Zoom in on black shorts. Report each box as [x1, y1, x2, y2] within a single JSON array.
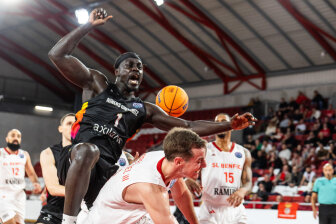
[[57, 144, 119, 208], [35, 211, 62, 224]]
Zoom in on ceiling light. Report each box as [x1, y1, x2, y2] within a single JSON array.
[[154, 0, 164, 6], [35, 105, 53, 112], [75, 8, 89, 24], [1, 0, 22, 5]]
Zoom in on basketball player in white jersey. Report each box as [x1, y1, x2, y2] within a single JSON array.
[[187, 113, 252, 224], [78, 127, 206, 224], [0, 129, 42, 224]]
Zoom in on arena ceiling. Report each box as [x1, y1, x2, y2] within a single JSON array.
[[0, 0, 335, 108]]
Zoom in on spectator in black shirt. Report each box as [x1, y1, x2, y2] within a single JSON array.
[[257, 183, 269, 201], [258, 174, 273, 193]]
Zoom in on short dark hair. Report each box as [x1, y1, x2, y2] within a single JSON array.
[[163, 127, 206, 161], [114, 52, 142, 69], [60, 113, 75, 125]]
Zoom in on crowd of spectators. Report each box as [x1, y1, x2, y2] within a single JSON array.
[[243, 90, 336, 206]]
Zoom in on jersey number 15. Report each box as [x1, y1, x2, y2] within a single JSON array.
[[224, 172, 234, 183]]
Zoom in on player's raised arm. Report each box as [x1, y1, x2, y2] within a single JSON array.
[[145, 102, 257, 136], [48, 8, 112, 89]]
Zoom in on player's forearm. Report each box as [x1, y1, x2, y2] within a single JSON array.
[[188, 120, 232, 137], [48, 23, 93, 59], [311, 194, 317, 211], [28, 173, 39, 184], [174, 191, 199, 224], [46, 185, 65, 197]]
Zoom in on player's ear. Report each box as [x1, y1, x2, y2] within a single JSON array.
[[58, 125, 63, 134], [174, 157, 184, 166], [114, 68, 120, 76]]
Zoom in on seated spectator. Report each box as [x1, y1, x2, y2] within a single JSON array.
[[278, 143, 292, 161], [303, 147, 318, 167], [327, 141, 336, 160], [279, 114, 291, 130], [265, 118, 277, 136], [319, 123, 331, 139], [300, 166, 316, 187], [281, 182, 298, 196], [317, 131, 329, 146], [296, 91, 310, 105], [282, 132, 297, 148], [288, 97, 299, 111], [304, 131, 317, 146], [275, 164, 292, 186], [292, 109, 303, 124], [257, 183, 269, 201], [298, 194, 312, 211], [310, 107, 321, 121], [243, 134, 254, 150], [291, 165, 303, 186], [271, 195, 283, 209], [325, 104, 335, 118], [252, 150, 268, 169], [312, 90, 324, 109], [278, 97, 288, 112], [258, 174, 273, 193], [267, 151, 283, 170], [271, 128, 284, 143], [295, 119, 306, 134], [291, 152, 303, 169], [261, 140, 273, 153], [316, 142, 329, 166]]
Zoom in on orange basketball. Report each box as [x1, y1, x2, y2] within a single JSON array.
[[156, 85, 189, 117]]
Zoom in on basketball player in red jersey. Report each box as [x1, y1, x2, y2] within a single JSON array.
[[186, 113, 252, 224], [48, 8, 257, 224]]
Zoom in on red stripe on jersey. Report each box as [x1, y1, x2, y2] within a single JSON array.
[[156, 157, 166, 185], [212, 142, 235, 153], [4, 147, 18, 155]]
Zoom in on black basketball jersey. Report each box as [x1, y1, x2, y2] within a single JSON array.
[[71, 83, 147, 165], [40, 143, 64, 220]]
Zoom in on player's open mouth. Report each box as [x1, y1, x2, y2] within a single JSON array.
[[129, 73, 140, 85]]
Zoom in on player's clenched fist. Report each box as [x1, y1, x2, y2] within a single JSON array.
[[230, 112, 257, 130], [89, 8, 113, 27]]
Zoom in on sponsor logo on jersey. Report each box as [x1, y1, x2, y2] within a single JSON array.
[[19, 153, 24, 158], [235, 152, 242, 158], [133, 103, 143, 108], [93, 123, 123, 145], [168, 179, 177, 189], [118, 158, 127, 166], [214, 186, 237, 196], [209, 210, 215, 214], [106, 98, 139, 116]]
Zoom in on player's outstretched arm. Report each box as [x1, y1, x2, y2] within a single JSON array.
[[40, 148, 65, 196], [48, 8, 112, 89], [24, 151, 41, 194], [171, 178, 199, 224], [227, 149, 252, 207], [145, 102, 257, 136]]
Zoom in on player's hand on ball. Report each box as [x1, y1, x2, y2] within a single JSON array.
[[227, 190, 244, 207], [230, 112, 257, 130], [89, 8, 113, 27], [185, 178, 202, 198]]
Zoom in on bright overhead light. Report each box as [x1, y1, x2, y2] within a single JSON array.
[[35, 105, 53, 112], [1, 0, 22, 5], [154, 0, 164, 6], [75, 8, 89, 24]]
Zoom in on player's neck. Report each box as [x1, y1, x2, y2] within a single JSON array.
[[115, 82, 135, 99], [215, 139, 232, 152], [161, 159, 178, 184], [62, 137, 72, 147], [5, 147, 18, 154]]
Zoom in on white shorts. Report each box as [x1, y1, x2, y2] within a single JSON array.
[[0, 191, 25, 224], [198, 202, 247, 224]]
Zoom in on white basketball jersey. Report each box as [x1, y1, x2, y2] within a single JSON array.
[[0, 148, 27, 196], [201, 142, 246, 206], [83, 151, 176, 224]]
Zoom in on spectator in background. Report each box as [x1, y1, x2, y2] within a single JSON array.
[[279, 114, 291, 130], [243, 134, 254, 150], [295, 119, 307, 135], [276, 165, 292, 186], [288, 97, 299, 111], [261, 140, 273, 153], [282, 132, 297, 149], [278, 144, 292, 161], [325, 104, 335, 118], [256, 183, 269, 201], [267, 151, 283, 170], [310, 107, 321, 121], [296, 91, 310, 105], [279, 98, 288, 112], [319, 123, 331, 139], [327, 141, 336, 160], [258, 174, 273, 193], [291, 152, 303, 169], [300, 166, 316, 187], [312, 90, 325, 110], [291, 166, 303, 186], [282, 182, 298, 196], [252, 150, 267, 169], [271, 195, 283, 209], [317, 132, 329, 146], [265, 118, 277, 136], [304, 131, 317, 146]]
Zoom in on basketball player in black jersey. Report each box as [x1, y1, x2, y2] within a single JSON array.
[[36, 113, 75, 224], [48, 8, 257, 224]]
